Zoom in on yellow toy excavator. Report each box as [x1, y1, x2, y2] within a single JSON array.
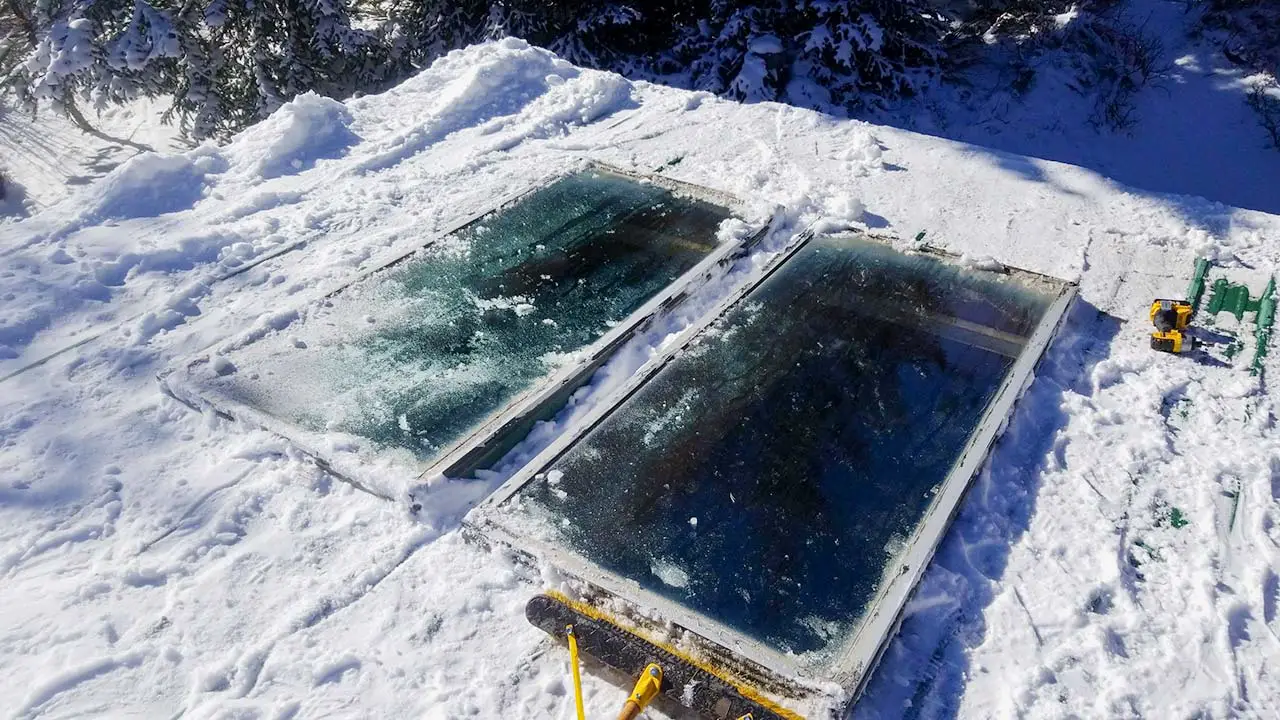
[[1150, 299, 1193, 354]]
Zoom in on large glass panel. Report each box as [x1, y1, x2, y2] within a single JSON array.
[[497, 235, 1056, 661], [198, 170, 731, 465]]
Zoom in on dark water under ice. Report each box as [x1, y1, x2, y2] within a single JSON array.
[[512, 235, 1055, 658]]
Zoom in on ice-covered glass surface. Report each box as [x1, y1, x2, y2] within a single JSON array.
[[502, 235, 1056, 659], [202, 170, 730, 465]]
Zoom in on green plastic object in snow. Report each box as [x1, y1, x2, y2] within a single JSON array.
[[1194, 261, 1274, 375], [1187, 258, 1210, 313], [1206, 277, 1229, 315], [1252, 277, 1276, 376], [1231, 285, 1251, 320], [1206, 277, 1263, 321]]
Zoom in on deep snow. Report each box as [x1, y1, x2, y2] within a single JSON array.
[[871, 0, 1280, 218], [3, 36, 1280, 719]]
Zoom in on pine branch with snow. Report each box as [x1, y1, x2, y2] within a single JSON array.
[[4, 0, 1177, 141], [7, 0, 392, 139]]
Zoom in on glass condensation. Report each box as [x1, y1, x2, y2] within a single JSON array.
[[506, 235, 1055, 659], [205, 171, 730, 465]]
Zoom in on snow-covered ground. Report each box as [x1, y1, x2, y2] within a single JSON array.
[[875, 0, 1280, 217], [0, 98, 188, 217], [3, 36, 1280, 719]]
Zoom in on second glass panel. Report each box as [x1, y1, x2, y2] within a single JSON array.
[[499, 234, 1056, 660]]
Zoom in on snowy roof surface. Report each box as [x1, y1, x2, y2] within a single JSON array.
[[3, 37, 1280, 719]]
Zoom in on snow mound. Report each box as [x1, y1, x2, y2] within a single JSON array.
[[843, 130, 886, 175], [226, 92, 359, 180], [516, 70, 633, 139], [61, 149, 225, 233], [348, 38, 632, 174]]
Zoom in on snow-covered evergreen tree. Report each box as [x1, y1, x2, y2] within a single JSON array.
[[1, 15, 28, 81], [5, 0, 972, 138], [13, 0, 183, 114], [669, 1, 785, 101], [661, 0, 949, 109], [801, 0, 948, 102], [201, 0, 386, 129], [378, 0, 488, 72], [545, 3, 687, 76], [9, 0, 386, 139]]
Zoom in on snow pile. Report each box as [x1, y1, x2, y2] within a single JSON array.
[[3, 37, 1280, 719], [58, 149, 224, 234], [841, 129, 885, 175], [225, 92, 359, 180], [346, 39, 632, 176]]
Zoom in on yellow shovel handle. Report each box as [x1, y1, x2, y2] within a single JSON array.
[[616, 663, 662, 720], [567, 625, 586, 720], [615, 700, 644, 720]]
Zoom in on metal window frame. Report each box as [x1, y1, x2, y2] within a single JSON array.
[[158, 161, 768, 500], [466, 228, 1077, 716]]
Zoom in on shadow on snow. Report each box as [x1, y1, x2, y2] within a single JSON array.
[[852, 299, 1122, 719]]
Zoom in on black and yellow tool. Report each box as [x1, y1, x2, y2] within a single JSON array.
[[1150, 299, 1193, 353], [567, 625, 664, 720], [568, 622, 665, 717], [533, 594, 795, 720], [617, 663, 663, 720]]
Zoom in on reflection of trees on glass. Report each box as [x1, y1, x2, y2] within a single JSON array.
[[475, 196, 719, 302], [526, 236, 1048, 656]]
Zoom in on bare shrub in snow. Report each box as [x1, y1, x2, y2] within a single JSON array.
[[1247, 80, 1280, 149], [1073, 16, 1168, 130], [958, 1, 1169, 130], [963, 0, 1084, 41], [1197, 0, 1280, 77]]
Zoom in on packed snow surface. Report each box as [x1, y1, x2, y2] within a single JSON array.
[[4, 37, 1280, 719]]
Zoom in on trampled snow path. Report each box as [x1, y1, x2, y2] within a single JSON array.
[[2, 39, 1280, 719]]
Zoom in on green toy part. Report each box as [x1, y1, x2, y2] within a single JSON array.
[[1187, 258, 1210, 314], [1252, 277, 1275, 376], [1183, 259, 1275, 375]]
